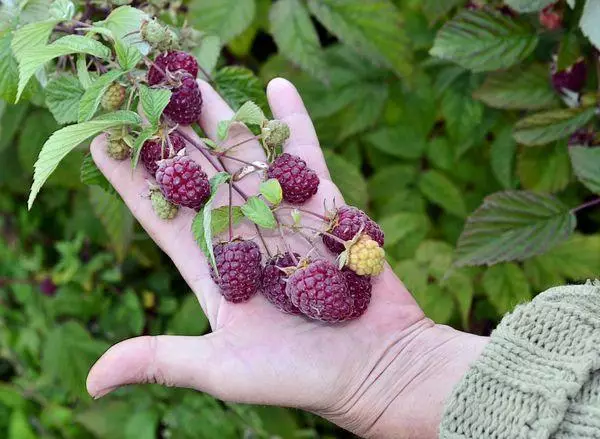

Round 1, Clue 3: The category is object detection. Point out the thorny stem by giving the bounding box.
[228,180,233,241]
[276,206,328,222]
[572,197,600,213]
[143,55,167,79]
[218,135,261,155]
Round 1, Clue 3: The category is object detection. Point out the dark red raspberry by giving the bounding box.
[266,153,319,205]
[147,51,199,86]
[155,154,210,210]
[261,253,301,315]
[569,129,597,147]
[323,206,385,254]
[286,260,354,323]
[164,74,203,126]
[141,132,186,175]
[210,240,262,303]
[343,269,372,319]
[39,277,57,297]
[551,58,587,94]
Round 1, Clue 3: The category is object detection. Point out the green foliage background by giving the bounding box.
[1,0,600,437]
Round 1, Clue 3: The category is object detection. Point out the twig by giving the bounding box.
[228,180,233,241]
[218,135,261,155]
[276,206,328,222]
[572,197,600,213]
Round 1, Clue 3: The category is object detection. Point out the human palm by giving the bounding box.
[87,78,488,438]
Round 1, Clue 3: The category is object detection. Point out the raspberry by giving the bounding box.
[140,19,177,52]
[343,268,372,319]
[147,51,199,86]
[262,120,290,150]
[106,138,130,160]
[210,240,262,303]
[39,277,57,297]
[155,154,210,210]
[150,190,178,220]
[163,74,203,125]
[141,131,186,175]
[266,153,319,204]
[539,6,561,30]
[101,83,126,111]
[286,260,354,323]
[261,253,301,314]
[569,129,597,147]
[551,58,587,94]
[346,235,385,276]
[323,206,384,254]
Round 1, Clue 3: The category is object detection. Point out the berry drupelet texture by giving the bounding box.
[343,268,372,319]
[266,153,319,204]
[155,155,210,210]
[211,240,263,303]
[261,253,301,314]
[141,131,186,175]
[323,206,385,254]
[147,51,199,85]
[163,74,203,125]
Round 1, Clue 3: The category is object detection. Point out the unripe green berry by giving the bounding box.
[262,119,290,150]
[101,83,126,111]
[151,190,178,220]
[141,19,178,52]
[107,139,131,161]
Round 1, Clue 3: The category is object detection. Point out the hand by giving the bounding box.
[86,78,488,439]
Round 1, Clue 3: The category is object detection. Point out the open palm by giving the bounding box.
[86,78,488,439]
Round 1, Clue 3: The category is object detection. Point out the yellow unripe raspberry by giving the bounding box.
[346,234,385,276]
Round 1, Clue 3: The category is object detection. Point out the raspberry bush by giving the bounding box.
[1,0,600,437]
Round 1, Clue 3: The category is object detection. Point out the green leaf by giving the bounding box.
[8,410,37,439]
[379,212,431,248]
[41,322,109,397]
[504,0,555,12]
[441,83,484,146]
[556,31,581,72]
[96,6,150,53]
[44,74,85,124]
[124,409,159,439]
[234,100,266,125]
[363,124,427,159]
[131,126,157,170]
[190,0,255,44]
[415,240,454,279]
[89,186,134,261]
[269,0,329,82]
[78,70,125,122]
[114,38,142,70]
[307,0,412,78]
[513,107,596,146]
[323,150,368,210]
[368,164,417,203]
[419,284,455,324]
[49,0,75,20]
[517,142,571,193]
[210,206,244,236]
[76,54,92,89]
[393,259,428,296]
[214,66,268,112]
[241,196,276,229]
[422,0,464,24]
[11,20,58,63]
[473,64,559,110]
[0,31,19,103]
[81,154,114,194]
[192,34,221,79]
[139,84,171,128]
[580,0,600,51]
[569,146,600,194]
[28,111,141,209]
[430,9,538,72]
[455,191,577,266]
[17,35,112,101]
[441,270,473,328]
[418,170,467,217]
[168,295,209,336]
[490,126,517,189]
[260,178,282,205]
[482,263,531,315]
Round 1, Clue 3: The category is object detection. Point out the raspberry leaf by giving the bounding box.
[482,263,531,315]
[95,6,150,54]
[130,126,157,171]
[0,31,19,103]
[473,64,559,110]
[259,178,283,205]
[503,0,555,12]
[189,0,255,44]
[76,54,92,89]
[513,107,596,146]
[214,66,268,112]
[210,206,244,236]
[28,111,141,209]
[114,38,142,70]
[45,74,85,124]
[78,70,126,122]
[430,9,538,72]
[191,34,221,80]
[80,154,115,195]
[323,150,368,210]
[217,101,266,141]
[455,191,577,266]
[418,170,467,218]
[269,0,329,83]
[569,146,600,194]
[138,84,171,129]
[11,20,59,63]
[517,142,571,193]
[490,126,518,190]
[241,196,276,229]
[49,0,75,20]
[422,0,464,25]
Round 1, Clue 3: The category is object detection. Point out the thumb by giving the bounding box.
[86,335,222,399]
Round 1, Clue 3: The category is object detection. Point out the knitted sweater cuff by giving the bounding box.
[439,281,600,439]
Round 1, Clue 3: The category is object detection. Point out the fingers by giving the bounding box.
[266,78,330,178]
[90,136,222,323]
[87,335,222,398]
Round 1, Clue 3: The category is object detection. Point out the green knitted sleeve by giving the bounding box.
[439,281,600,439]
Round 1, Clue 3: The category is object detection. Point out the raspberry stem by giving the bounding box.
[218,135,261,155]
[301,225,347,246]
[572,197,600,213]
[276,206,327,222]
[228,180,233,241]
[277,221,298,265]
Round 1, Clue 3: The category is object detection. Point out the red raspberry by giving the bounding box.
[266,153,319,205]
[141,131,186,175]
[261,253,301,315]
[286,260,354,323]
[539,6,562,30]
[343,269,372,319]
[155,155,210,210]
[210,240,262,303]
[164,74,203,126]
[323,206,384,254]
[551,58,587,94]
[147,51,199,86]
